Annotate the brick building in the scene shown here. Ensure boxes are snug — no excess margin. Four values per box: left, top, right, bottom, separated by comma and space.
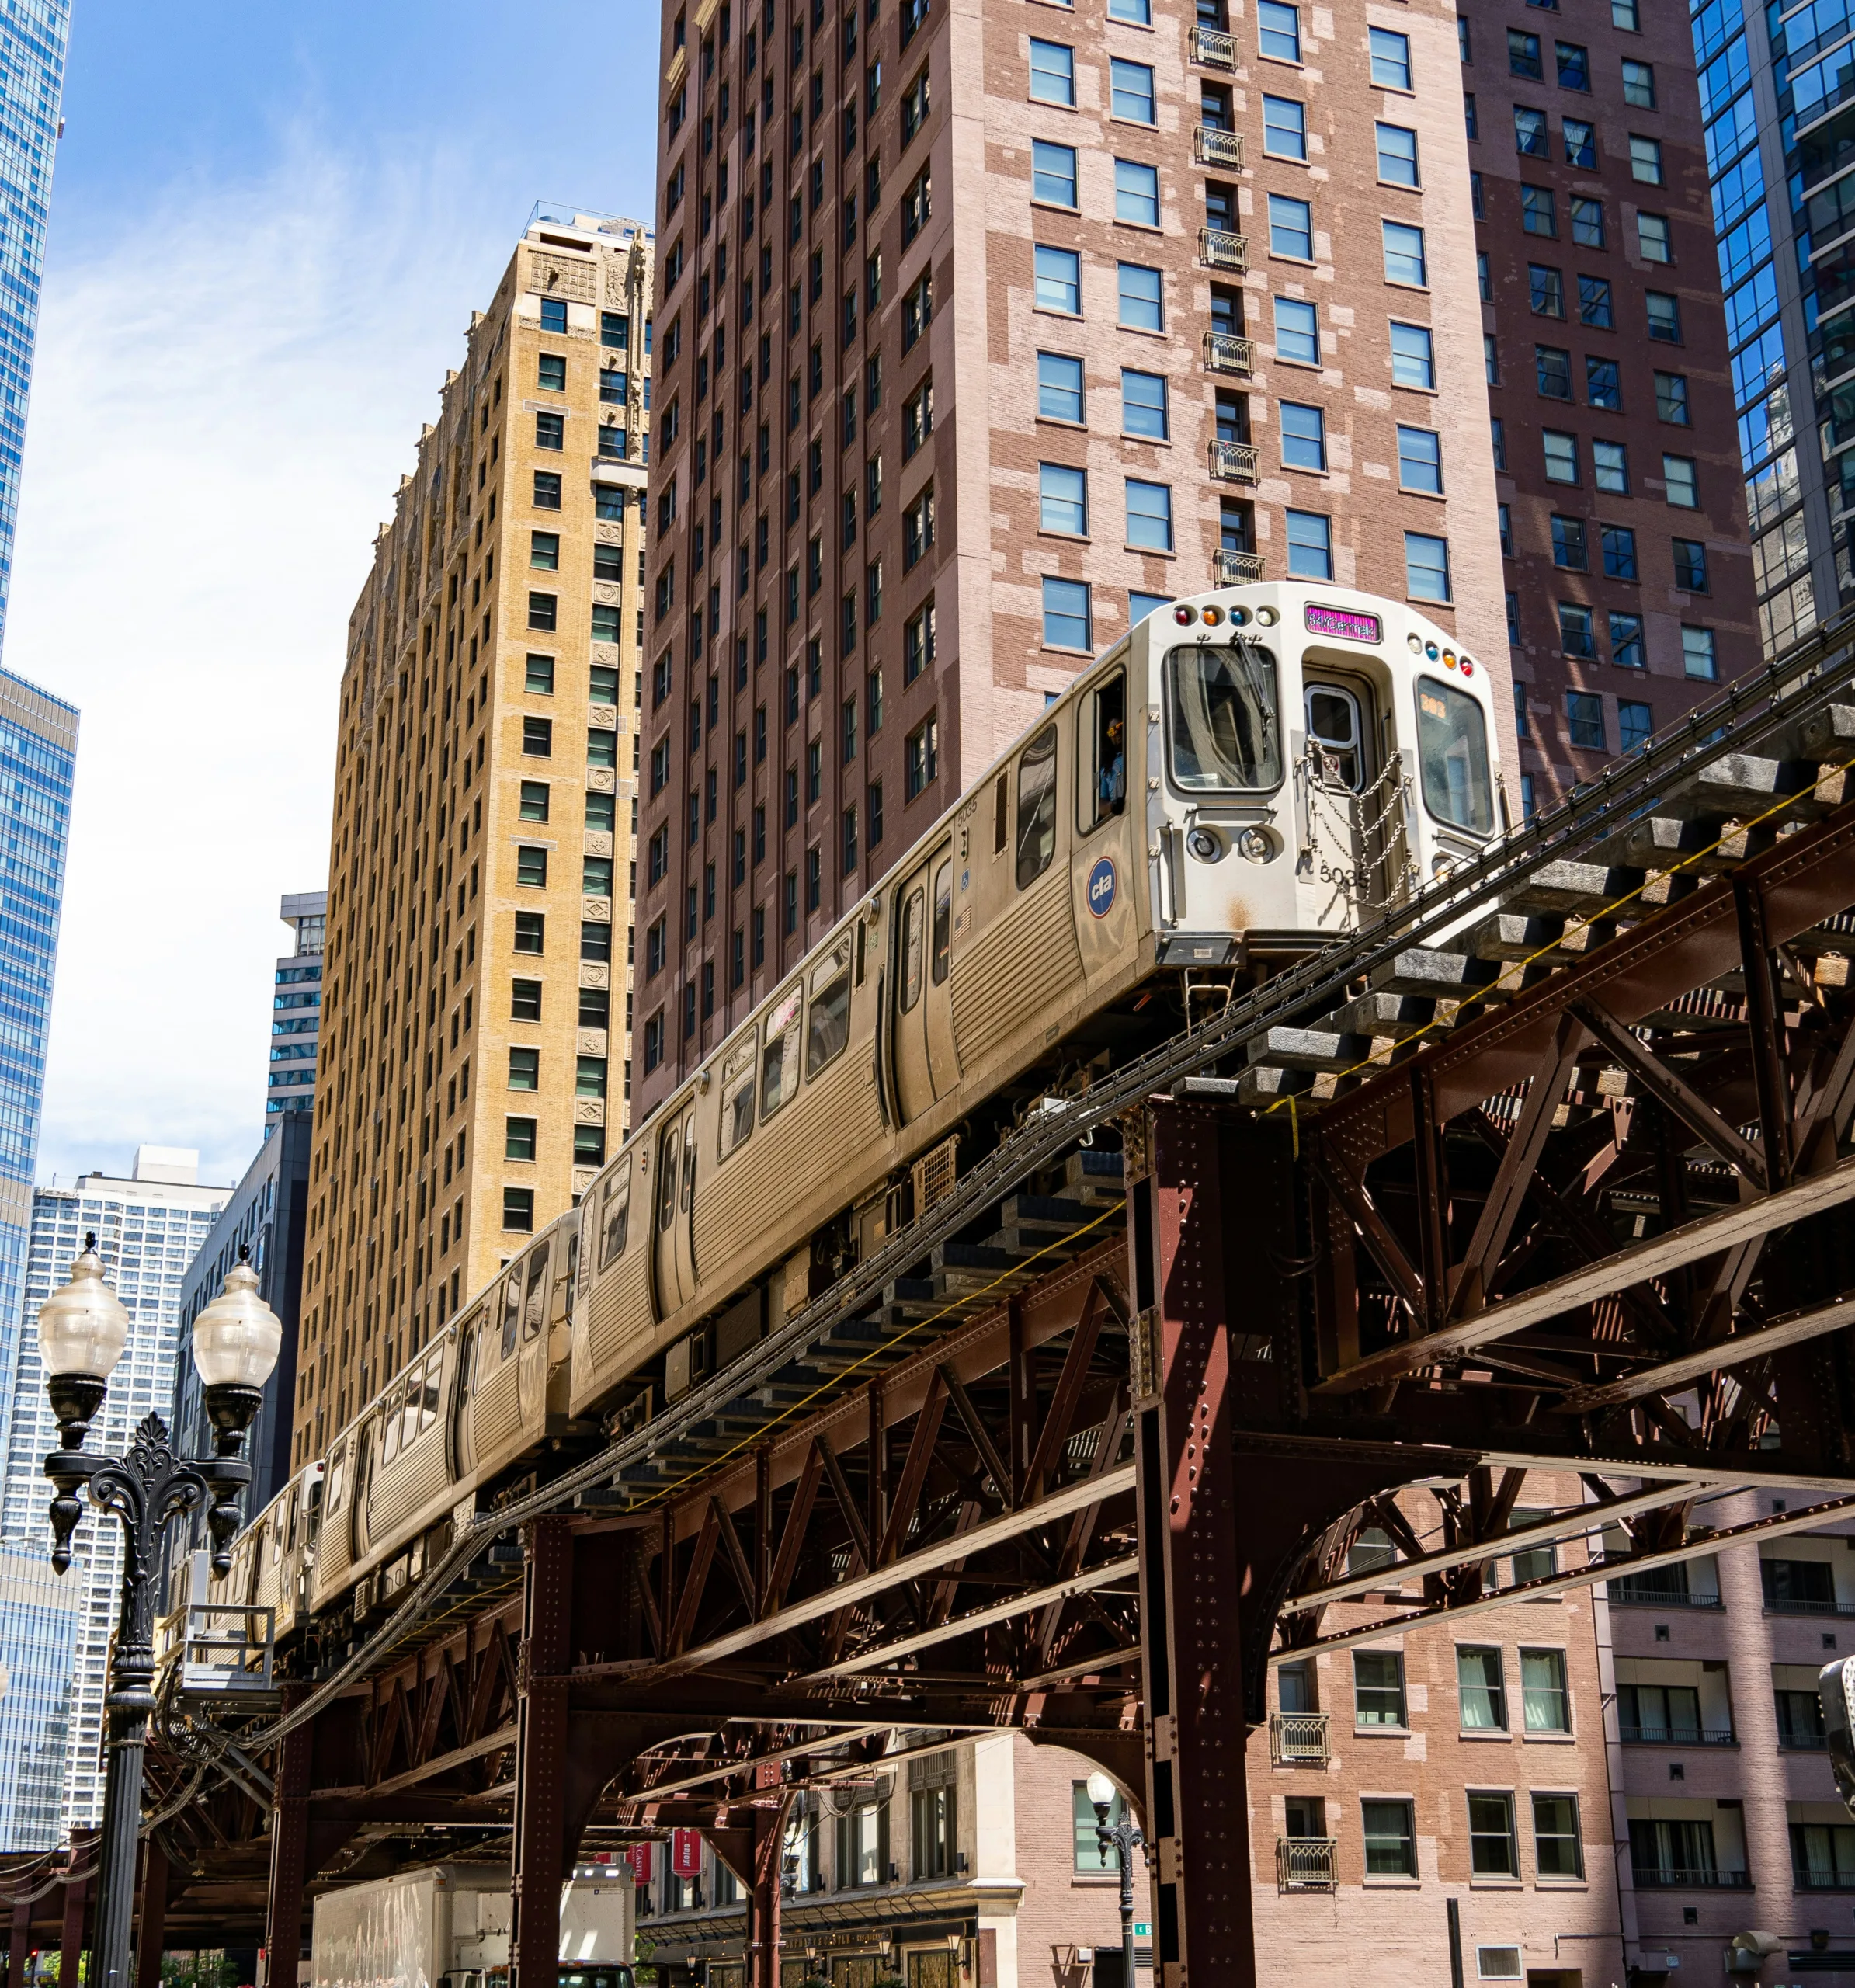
1461, 0, 1758, 810
636, 0, 1515, 1113
294, 208, 653, 1461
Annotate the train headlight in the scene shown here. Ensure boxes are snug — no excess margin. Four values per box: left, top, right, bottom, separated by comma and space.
1256, 606, 1278, 626
1236, 827, 1273, 864
1186, 826, 1225, 863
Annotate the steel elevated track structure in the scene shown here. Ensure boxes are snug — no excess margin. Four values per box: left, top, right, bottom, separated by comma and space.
59, 602, 1855, 1988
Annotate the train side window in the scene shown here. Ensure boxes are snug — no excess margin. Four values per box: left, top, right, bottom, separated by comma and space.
1015, 725, 1059, 887
420, 1355, 442, 1432
720, 1035, 759, 1157
931, 860, 952, 984
679, 1110, 697, 1211
900, 888, 926, 1012
457, 1316, 479, 1402
381, 1382, 404, 1465
1079, 672, 1127, 832
1167, 641, 1282, 791
502, 1267, 524, 1357
761, 984, 804, 1118
993, 774, 1008, 855
658, 1126, 681, 1230
523, 1246, 550, 1340
600, 1160, 633, 1265
1414, 676, 1495, 836
806, 938, 854, 1076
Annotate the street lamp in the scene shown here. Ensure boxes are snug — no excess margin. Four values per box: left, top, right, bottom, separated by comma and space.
39, 1239, 281, 1988
1086, 1771, 1146, 1988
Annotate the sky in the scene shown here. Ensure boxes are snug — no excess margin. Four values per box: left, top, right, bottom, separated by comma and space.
5, 2, 661, 1190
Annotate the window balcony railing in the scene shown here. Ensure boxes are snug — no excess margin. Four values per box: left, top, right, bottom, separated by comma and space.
1763, 1596, 1855, 1617
1193, 23, 1236, 66
1780, 1732, 1831, 1750
1198, 227, 1249, 273
1619, 1725, 1737, 1747
1193, 123, 1244, 168
1269, 1712, 1329, 1765
1203, 331, 1255, 376
1607, 1583, 1724, 1609
1795, 1869, 1855, 1890
1277, 1837, 1339, 1892
1215, 549, 1265, 586
1209, 440, 1260, 484
1631, 1867, 1753, 1890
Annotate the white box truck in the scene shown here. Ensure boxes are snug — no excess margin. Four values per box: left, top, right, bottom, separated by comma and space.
309, 1865, 634, 1988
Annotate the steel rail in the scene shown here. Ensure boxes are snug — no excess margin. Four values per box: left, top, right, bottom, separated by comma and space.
177, 610, 1855, 1763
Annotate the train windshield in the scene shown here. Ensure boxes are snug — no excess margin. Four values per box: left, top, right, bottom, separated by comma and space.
1414, 676, 1494, 835
1166, 642, 1280, 791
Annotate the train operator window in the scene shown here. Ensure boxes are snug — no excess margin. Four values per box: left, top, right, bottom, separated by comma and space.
761, 985, 803, 1118
1305, 682, 1364, 789
1414, 676, 1494, 835
901, 887, 926, 1011
932, 860, 952, 984
806, 939, 854, 1075
523, 1246, 550, 1340
382, 1383, 405, 1464
600, 1159, 633, 1264
1016, 725, 1059, 886
993, 774, 1008, 855
324, 1445, 346, 1514
1079, 671, 1127, 832
658, 1126, 681, 1229
502, 1267, 525, 1356
720, 1035, 758, 1156
1167, 641, 1281, 791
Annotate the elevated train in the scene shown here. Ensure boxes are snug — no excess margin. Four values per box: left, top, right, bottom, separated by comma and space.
173, 581, 1506, 1652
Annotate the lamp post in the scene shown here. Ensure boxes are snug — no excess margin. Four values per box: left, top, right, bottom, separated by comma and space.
38, 1239, 282, 1988
1086, 1771, 1146, 1988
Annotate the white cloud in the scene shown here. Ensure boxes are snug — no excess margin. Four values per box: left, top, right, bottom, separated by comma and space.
6, 131, 526, 1190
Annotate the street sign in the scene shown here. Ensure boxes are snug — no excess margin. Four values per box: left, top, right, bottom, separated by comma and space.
1134, 1924, 1151, 1938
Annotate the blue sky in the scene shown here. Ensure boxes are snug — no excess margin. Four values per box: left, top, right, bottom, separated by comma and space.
10, 2, 661, 1190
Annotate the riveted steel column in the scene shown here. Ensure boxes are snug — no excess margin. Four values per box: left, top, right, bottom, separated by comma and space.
1131, 1100, 1253, 1988
134, 1840, 168, 1988
266, 1686, 314, 1988
511, 1516, 573, 1988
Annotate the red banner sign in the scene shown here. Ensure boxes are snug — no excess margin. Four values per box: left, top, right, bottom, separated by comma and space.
627, 1842, 653, 1885
671, 1827, 703, 1879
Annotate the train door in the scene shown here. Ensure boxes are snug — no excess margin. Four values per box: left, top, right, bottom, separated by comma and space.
1300, 672, 1391, 919
653, 1106, 698, 1318
890, 843, 958, 1121
516, 1239, 552, 1427
1072, 667, 1134, 978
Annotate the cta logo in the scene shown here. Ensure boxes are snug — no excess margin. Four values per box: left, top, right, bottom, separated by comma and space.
1086, 856, 1117, 919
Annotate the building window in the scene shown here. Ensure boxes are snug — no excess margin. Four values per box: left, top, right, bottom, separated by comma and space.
1353, 1649, 1406, 1726
1655, 371, 1690, 423
1571, 196, 1605, 247
1586, 357, 1621, 408
1629, 133, 1663, 183
1039, 351, 1085, 421
1122, 368, 1169, 438
1560, 606, 1596, 663
514, 912, 544, 954
1035, 245, 1082, 314
1514, 106, 1548, 157
1285, 509, 1332, 581
1389, 321, 1434, 388
1029, 38, 1076, 104
1542, 431, 1578, 484
1536, 345, 1572, 398
1363, 1800, 1417, 1878
1405, 532, 1450, 601
528, 592, 558, 632
1601, 524, 1637, 579
512, 978, 543, 1022
1040, 462, 1089, 535
523, 715, 554, 756
1468, 1792, 1519, 1876
526, 654, 555, 694
1260, 0, 1301, 58
1566, 687, 1604, 746
1264, 94, 1308, 159
1370, 26, 1412, 86
519, 780, 550, 823
1647, 291, 1682, 342
1397, 426, 1442, 494
1042, 575, 1092, 650
1126, 479, 1174, 551
1623, 57, 1655, 106
1458, 1647, 1508, 1729
1110, 57, 1156, 121
1618, 697, 1652, 752
509, 1047, 540, 1090
905, 714, 940, 795
502, 1188, 535, 1232
1673, 538, 1709, 591
1663, 454, 1698, 507
1269, 193, 1314, 259
910, 1759, 958, 1879
1593, 440, 1629, 494
1682, 626, 1718, 679
1280, 401, 1327, 471
533, 471, 562, 510
1033, 138, 1079, 208
1551, 515, 1587, 571
1115, 158, 1161, 224
1509, 26, 1543, 74
1381, 221, 1427, 286
1637, 212, 1671, 262
1610, 611, 1645, 669
1521, 1649, 1571, 1731
516, 846, 548, 889
1563, 115, 1596, 167
1520, 186, 1556, 236
1118, 262, 1164, 330
1579, 275, 1613, 328
1528, 264, 1565, 317
1074, 1781, 1131, 1871
505, 1117, 537, 1163
1274, 297, 1318, 366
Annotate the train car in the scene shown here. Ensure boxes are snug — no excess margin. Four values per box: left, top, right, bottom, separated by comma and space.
213, 581, 1502, 1649
567, 579, 1505, 1420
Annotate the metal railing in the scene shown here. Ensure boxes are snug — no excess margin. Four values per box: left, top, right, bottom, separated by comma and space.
1198, 227, 1249, 273
178, 1603, 276, 1696
1763, 1594, 1855, 1616
1277, 1837, 1338, 1891
1208, 440, 1260, 483
1795, 1869, 1855, 1889
1619, 1725, 1736, 1746
1193, 124, 1243, 167
1269, 1712, 1329, 1764
1203, 331, 1255, 376
1193, 23, 1235, 64
1607, 1583, 1725, 1608
1215, 549, 1265, 585
1780, 1730, 1830, 1750
1631, 1867, 1753, 1889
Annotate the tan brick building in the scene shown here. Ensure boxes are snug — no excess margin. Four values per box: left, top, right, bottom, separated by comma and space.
291, 208, 654, 1463
635, 0, 1515, 1113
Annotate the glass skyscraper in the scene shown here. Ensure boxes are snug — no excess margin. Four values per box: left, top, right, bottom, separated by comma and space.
1690, 0, 1851, 652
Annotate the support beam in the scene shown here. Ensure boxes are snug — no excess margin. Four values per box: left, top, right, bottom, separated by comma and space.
509, 1517, 572, 1988
265, 1685, 314, 1988
1315, 1152, 1855, 1393
796, 1556, 1141, 1682
58, 1857, 86, 1988
1271, 1491, 1855, 1662
134, 1841, 167, 1988
6, 1893, 27, 1988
